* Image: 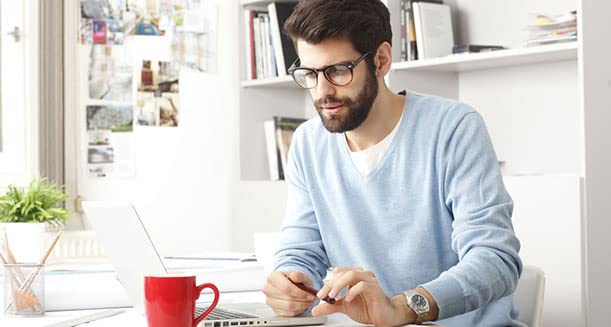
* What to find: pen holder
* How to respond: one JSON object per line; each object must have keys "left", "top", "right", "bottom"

{"left": 2, "top": 263, "right": 45, "bottom": 317}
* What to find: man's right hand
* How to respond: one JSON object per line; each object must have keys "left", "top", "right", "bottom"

{"left": 262, "top": 270, "right": 317, "bottom": 316}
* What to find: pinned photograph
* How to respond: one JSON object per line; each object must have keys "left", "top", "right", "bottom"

{"left": 106, "top": 18, "right": 125, "bottom": 45}
{"left": 88, "top": 45, "right": 133, "bottom": 102}
{"left": 81, "top": 18, "right": 93, "bottom": 44}
{"left": 136, "top": 60, "right": 179, "bottom": 127}
{"left": 135, "top": 92, "right": 158, "bottom": 126}
{"left": 88, "top": 147, "right": 114, "bottom": 164}
{"left": 93, "top": 19, "right": 108, "bottom": 44}
{"left": 88, "top": 165, "right": 113, "bottom": 178}
{"left": 170, "top": 0, "right": 218, "bottom": 72}
{"left": 172, "top": 32, "right": 209, "bottom": 72}
{"left": 80, "top": 0, "right": 138, "bottom": 45}
{"left": 88, "top": 130, "right": 112, "bottom": 146}
{"left": 86, "top": 104, "right": 134, "bottom": 132}
{"left": 158, "top": 93, "right": 179, "bottom": 127}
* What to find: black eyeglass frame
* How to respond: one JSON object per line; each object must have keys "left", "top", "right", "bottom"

{"left": 287, "top": 52, "right": 370, "bottom": 89}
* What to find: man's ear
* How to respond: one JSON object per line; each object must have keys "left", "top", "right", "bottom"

{"left": 374, "top": 42, "right": 393, "bottom": 77}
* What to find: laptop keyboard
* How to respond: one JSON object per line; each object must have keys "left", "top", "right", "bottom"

{"left": 196, "top": 306, "right": 258, "bottom": 320}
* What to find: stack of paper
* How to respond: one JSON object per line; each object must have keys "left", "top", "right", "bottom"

{"left": 166, "top": 260, "right": 266, "bottom": 294}
{"left": 527, "top": 11, "right": 577, "bottom": 45}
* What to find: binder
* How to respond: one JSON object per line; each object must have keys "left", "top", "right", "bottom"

{"left": 268, "top": 2, "right": 298, "bottom": 76}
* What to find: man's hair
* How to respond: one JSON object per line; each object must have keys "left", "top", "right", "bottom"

{"left": 284, "top": 0, "right": 392, "bottom": 59}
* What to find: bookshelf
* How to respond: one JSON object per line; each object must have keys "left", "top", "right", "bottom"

{"left": 241, "top": 75, "right": 294, "bottom": 88}
{"left": 390, "top": 42, "right": 578, "bottom": 73}
{"left": 234, "top": 1, "right": 611, "bottom": 326}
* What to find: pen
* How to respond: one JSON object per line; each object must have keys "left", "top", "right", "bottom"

{"left": 289, "top": 279, "right": 336, "bottom": 304}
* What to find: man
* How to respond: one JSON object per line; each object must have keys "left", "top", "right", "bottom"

{"left": 261, "top": 1, "right": 523, "bottom": 326}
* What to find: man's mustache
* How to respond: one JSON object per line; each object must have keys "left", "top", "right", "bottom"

{"left": 315, "top": 97, "right": 350, "bottom": 108}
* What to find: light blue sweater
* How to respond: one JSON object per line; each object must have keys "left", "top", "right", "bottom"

{"left": 273, "top": 91, "right": 524, "bottom": 326}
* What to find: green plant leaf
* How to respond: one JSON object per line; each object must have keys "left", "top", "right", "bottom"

{"left": 0, "top": 177, "right": 72, "bottom": 224}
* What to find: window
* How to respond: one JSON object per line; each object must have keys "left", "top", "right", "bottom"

{"left": 0, "top": 0, "right": 37, "bottom": 188}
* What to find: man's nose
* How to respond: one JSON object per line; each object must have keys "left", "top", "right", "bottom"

{"left": 314, "top": 72, "right": 336, "bottom": 98}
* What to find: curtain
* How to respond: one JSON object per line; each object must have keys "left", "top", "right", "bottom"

{"left": 39, "top": 0, "right": 64, "bottom": 184}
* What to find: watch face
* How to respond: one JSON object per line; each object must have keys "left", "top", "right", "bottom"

{"left": 411, "top": 294, "right": 427, "bottom": 310}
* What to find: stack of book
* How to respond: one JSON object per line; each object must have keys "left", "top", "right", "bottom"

{"left": 264, "top": 116, "right": 306, "bottom": 181}
{"left": 399, "top": 0, "right": 453, "bottom": 61}
{"left": 244, "top": 2, "right": 298, "bottom": 80}
{"left": 526, "top": 11, "right": 577, "bottom": 46}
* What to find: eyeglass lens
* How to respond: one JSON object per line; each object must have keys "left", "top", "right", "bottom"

{"left": 292, "top": 64, "right": 353, "bottom": 88}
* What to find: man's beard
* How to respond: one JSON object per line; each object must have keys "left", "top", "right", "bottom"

{"left": 314, "top": 69, "right": 378, "bottom": 133}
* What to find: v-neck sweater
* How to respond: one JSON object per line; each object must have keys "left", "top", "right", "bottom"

{"left": 274, "top": 90, "right": 523, "bottom": 326}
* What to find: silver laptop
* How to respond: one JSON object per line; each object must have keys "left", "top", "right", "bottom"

{"left": 82, "top": 201, "right": 326, "bottom": 327}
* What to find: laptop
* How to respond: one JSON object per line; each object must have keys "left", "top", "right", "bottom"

{"left": 82, "top": 201, "right": 327, "bottom": 327}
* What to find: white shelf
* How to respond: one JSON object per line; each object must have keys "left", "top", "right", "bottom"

{"left": 241, "top": 0, "right": 298, "bottom": 7}
{"left": 390, "top": 42, "right": 578, "bottom": 73}
{"left": 241, "top": 75, "right": 296, "bottom": 88}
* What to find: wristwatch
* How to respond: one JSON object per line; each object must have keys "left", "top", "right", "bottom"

{"left": 403, "top": 289, "right": 430, "bottom": 324}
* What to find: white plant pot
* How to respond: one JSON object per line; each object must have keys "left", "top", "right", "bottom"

{"left": 0, "top": 222, "right": 47, "bottom": 263}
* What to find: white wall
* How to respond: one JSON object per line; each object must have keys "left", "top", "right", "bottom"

{"left": 232, "top": 181, "right": 287, "bottom": 252}
{"left": 505, "top": 175, "right": 584, "bottom": 326}
{"left": 459, "top": 61, "right": 581, "bottom": 176}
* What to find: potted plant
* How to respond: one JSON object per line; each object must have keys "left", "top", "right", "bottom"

{"left": 0, "top": 177, "right": 71, "bottom": 263}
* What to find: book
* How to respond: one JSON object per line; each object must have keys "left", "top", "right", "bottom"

{"left": 261, "top": 14, "right": 274, "bottom": 77}
{"left": 267, "top": 2, "right": 298, "bottom": 76}
{"left": 406, "top": 1, "right": 416, "bottom": 60}
{"left": 400, "top": 0, "right": 407, "bottom": 61}
{"left": 268, "top": 15, "right": 278, "bottom": 77}
{"left": 253, "top": 15, "right": 264, "bottom": 79}
{"left": 405, "top": 0, "right": 443, "bottom": 60}
{"left": 244, "top": 10, "right": 256, "bottom": 80}
{"left": 274, "top": 116, "right": 306, "bottom": 179}
{"left": 413, "top": 2, "right": 454, "bottom": 59}
{"left": 264, "top": 120, "right": 283, "bottom": 180}
{"left": 452, "top": 44, "right": 506, "bottom": 54}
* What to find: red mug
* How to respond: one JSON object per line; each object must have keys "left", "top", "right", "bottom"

{"left": 144, "top": 275, "right": 220, "bottom": 327}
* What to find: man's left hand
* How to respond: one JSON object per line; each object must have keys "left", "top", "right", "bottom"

{"left": 312, "top": 267, "right": 415, "bottom": 326}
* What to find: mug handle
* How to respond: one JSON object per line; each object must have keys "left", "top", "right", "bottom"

{"left": 193, "top": 283, "right": 220, "bottom": 327}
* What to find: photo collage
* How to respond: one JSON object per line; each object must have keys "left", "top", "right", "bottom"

{"left": 82, "top": 0, "right": 216, "bottom": 177}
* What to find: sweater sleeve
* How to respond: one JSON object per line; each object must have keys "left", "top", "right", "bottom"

{"left": 273, "top": 127, "right": 330, "bottom": 289}
{"left": 420, "top": 111, "right": 522, "bottom": 320}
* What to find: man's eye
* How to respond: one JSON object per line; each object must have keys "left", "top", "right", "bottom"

{"left": 328, "top": 66, "right": 349, "bottom": 77}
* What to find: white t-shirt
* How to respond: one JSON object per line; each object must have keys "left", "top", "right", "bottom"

{"left": 347, "top": 110, "right": 404, "bottom": 177}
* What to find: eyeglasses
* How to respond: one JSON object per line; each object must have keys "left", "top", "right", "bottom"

{"left": 287, "top": 52, "right": 370, "bottom": 89}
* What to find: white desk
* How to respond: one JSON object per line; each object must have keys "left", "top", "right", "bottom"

{"left": 0, "top": 308, "right": 143, "bottom": 327}
{"left": 0, "top": 308, "right": 369, "bottom": 327}
{"left": 0, "top": 308, "right": 441, "bottom": 327}
{"left": 0, "top": 288, "right": 365, "bottom": 327}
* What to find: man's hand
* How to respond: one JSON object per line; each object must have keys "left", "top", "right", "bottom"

{"left": 262, "top": 270, "right": 317, "bottom": 317}
{"left": 312, "top": 267, "right": 416, "bottom": 326}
